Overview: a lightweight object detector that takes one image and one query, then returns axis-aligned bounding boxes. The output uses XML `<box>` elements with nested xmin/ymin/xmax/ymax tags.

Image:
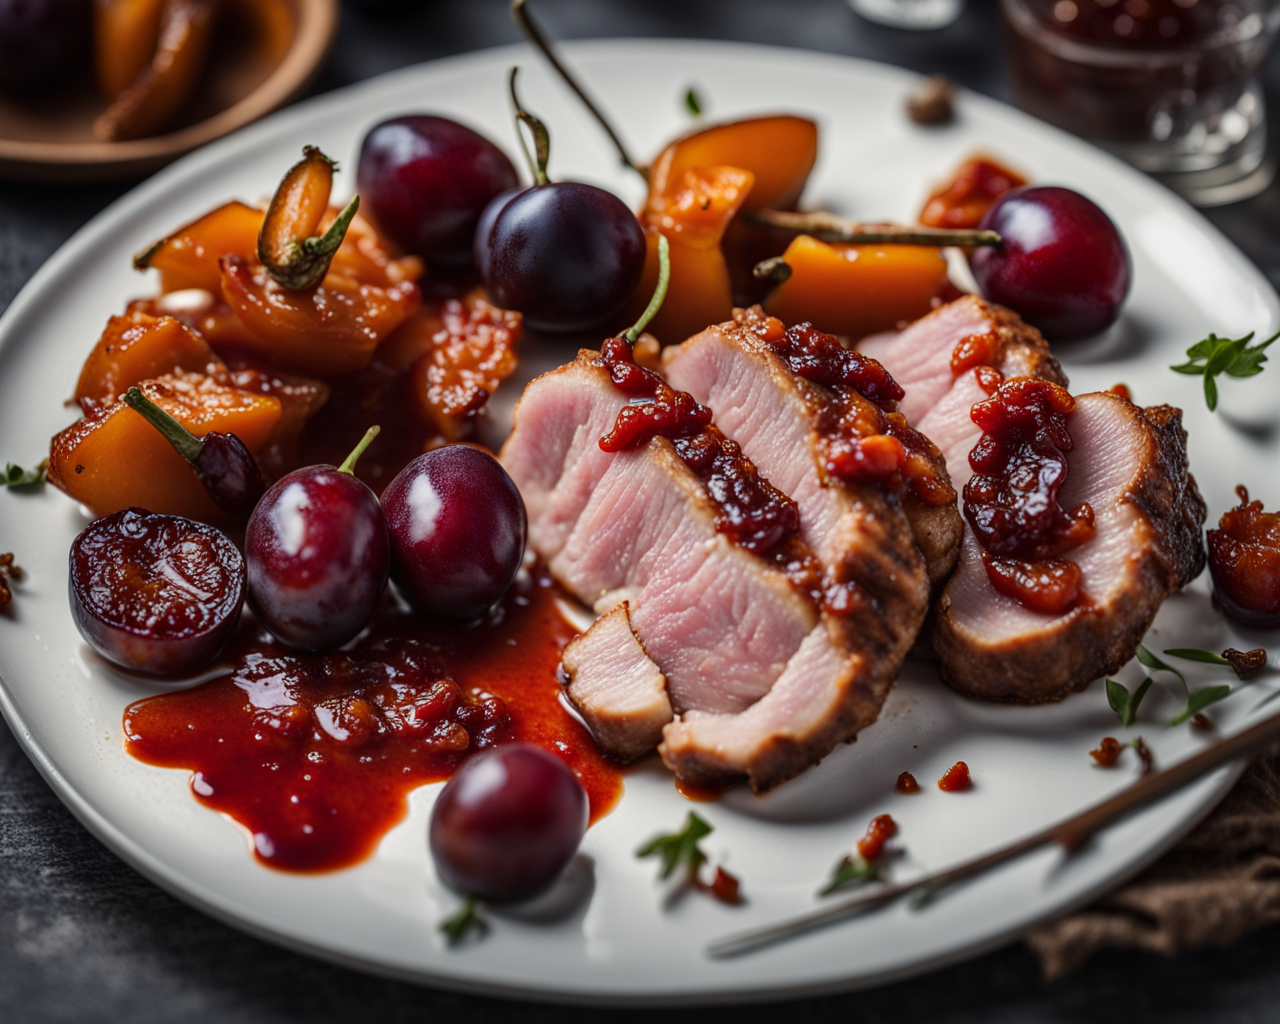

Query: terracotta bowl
<box><xmin>0</xmin><ymin>0</ymin><xmax>338</xmax><ymax>183</ymax></box>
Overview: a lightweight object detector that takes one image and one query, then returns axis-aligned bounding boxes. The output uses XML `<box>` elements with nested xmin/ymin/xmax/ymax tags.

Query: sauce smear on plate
<box><xmin>124</xmin><ymin>575</ymin><xmax>623</xmax><ymax>872</ymax></box>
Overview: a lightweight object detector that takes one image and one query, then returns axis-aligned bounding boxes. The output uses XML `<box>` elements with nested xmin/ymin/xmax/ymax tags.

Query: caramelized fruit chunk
<box><xmin>135</xmin><ymin>201</ymin><xmax>264</xmax><ymax>294</ymax></box>
<box><xmin>647</xmin><ymin>115</ymin><xmax>817</xmax><ymax>213</ymax></box>
<box><xmin>218</xmin><ymin>254</ymin><xmax>421</xmax><ymax>378</ymax></box>
<box><xmin>49</xmin><ymin>372</ymin><xmax>282</xmax><ymax>522</ymax></box>
<box><xmin>636</xmin><ymin>166</ymin><xmax>754</xmax><ymax>343</ymax></box>
<box><xmin>123</xmin><ymin>386</ymin><xmax>265</xmax><ymax>518</ymax></box>
<box><xmin>75</xmin><ymin>310</ymin><xmax>223</xmax><ymax>412</ymax></box>
<box><xmin>94</xmin><ymin>0</ymin><xmax>218</xmax><ymax>142</ymax></box>
<box><xmin>762</xmin><ymin>234</ymin><xmax>949</xmax><ymax>340</ymax></box>
<box><xmin>396</xmin><ymin>293</ymin><xmax>521</xmax><ymax>444</ymax></box>
<box><xmin>69</xmin><ymin>508</ymin><xmax>244</xmax><ymax>675</ymax></box>
<box><xmin>1208</xmin><ymin>486</ymin><xmax>1280</xmax><ymax>627</ymax></box>
<box><xmin>94</xmin><ymin>0</ymin><xmax>164</xmax><ymax>100</ymax></box>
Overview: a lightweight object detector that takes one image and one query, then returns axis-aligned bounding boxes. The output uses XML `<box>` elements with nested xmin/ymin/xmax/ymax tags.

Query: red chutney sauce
<box><xmin>598</xmin><ymin>335</ymin><xmax>806</xmax><ymax>559</ymax></box>
<box><xmin>1207</xmin><ymin>485</ymin><xmax>1280</xmax><ymax>628</ymax></box>
<box><xmin>856</xmin><ymin>813</ymin><xmax>898</xmax><ymax>861</ymax></box>
<box><xmin>124</xmin><ymin>575</ymin><xmax>624</xmax><ymax>873</ymax></box>
<box><xmin>937</xmin><ymin>761</ymin><xmax>972</xmax><ymax>792</ymax></box>
<box><xmin>740</xmin><ymin>313</ymin><xmax>955</xmax><ymax>507</ymax></box>
<box><xmin>964</xmin><ymin>378</ymin><xmax>1096</xmax><ymax>614</ymax></box>
<box><xmin>920</xmin><ymin>157</ymin><xmax>1027</xmax><ymax>231</ymax></box>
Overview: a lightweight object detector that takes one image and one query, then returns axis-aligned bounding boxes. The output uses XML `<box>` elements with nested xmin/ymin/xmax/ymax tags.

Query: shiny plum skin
<box><xmin>382</xmin><ymin>446</ymin><xmax>526</xmax><ymax>620</ymax></box>
<box><xmin>472</xmin><ymin>186</ymin><xmax>525</xmax><ymax>281</ymax></box>
<box><xmin>477</xmin><ymin>182</ymin><xmax>647</xmax><ymax>333</ymax></box>
<box><xmin>356</xmin><ymin>116</ymin><xmax>519</xmax><ymax>271</ymax></box>
<box><xmin>430</xmin><ymin>743</ymin><xmax>588</xmax><ymax>903</ymax></box>
<box><xmin>245</xmin><ymin>466</ymin><xmax>389</xmax><ymax>652</ymax></box>
<box><xmin>0</xmin><ymin>0</ymin><xmax>90</xmax><ymax>93</ymax></box>
<box><xmin>969</xmin><ymin>186</ymin><xmax>1131</xmax><ymax>341</ymax></box>
<box><xmin>69</xmin><ymin>508</ymin><xmax>245</xmax><ymax>676</ymax></box>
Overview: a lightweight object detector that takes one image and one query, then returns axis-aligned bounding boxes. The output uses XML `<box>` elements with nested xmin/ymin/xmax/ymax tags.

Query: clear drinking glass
<box><xmin>847</xmin><ymin>0</ymin><xmax>966</xmax><ymax>30</ymax></box>
<box><xmin>1002</xmin><ymin>0</ymin><xmax>1280</xmax><ymax>205</ymax></box>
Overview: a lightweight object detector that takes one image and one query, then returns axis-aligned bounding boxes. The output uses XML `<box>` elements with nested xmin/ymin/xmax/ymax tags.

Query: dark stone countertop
<box><xmin>4</xmin><ymin>1</ymin><xmax>1280</xmax><ymax>1020</ymax></box>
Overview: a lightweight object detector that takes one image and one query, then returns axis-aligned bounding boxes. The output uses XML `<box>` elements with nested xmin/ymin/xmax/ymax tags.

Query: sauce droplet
<box><xmin>937</xmin><ymin>761</ymin><xmax>972</xmax><ymax>791</ymax></box>
<box><xmin>895</xmin><ymin>770</ymin><xmax>920</xmax><ymax>794</ymax></box>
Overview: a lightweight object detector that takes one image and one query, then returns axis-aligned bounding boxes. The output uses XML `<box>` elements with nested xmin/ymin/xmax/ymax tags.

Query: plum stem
<box><xmin>746</xmin><ymin>209</ymin><xmax>1001</xmax><ymax>247</ymax></box>
<box><xmin>625</xmin><ymin>234</ymin><xmax>670</xmax><ymax>343</ymax></box>
<box><xmin>752</xmin><ymin>256</ymin><xmax>793</xmax><ymax>300</ymax></box>
<box><xmin>123</xmin><ymin>387</ymin><xmax>202</xmax><ymax>464</ymax></box>
<box><xmin>338</xmin><ymin>426</ymin><xmax>381</xmax><ymax>475</ymax></box>
<box><xmin>511</xmin><ymin>0</ymin><xmax>648</xmax><ymax>182</ymax></box>
<box><xmin>508</xmin><ymin>67</ymin><xmax>551</xmax><ymax>186</ymax></box>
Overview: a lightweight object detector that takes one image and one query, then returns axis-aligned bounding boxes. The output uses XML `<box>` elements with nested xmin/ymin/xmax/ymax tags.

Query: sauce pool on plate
<box><xmin>123</xmin><ymin>574</ymin><xmax>623</xmax><ymax>873</ymax></box>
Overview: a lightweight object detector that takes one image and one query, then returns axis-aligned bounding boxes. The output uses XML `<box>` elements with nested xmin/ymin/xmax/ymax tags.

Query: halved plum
<box><xmin>69</xmin><ymin>508</ymin><xmax>245</xmax><ymax>675</ymax></box>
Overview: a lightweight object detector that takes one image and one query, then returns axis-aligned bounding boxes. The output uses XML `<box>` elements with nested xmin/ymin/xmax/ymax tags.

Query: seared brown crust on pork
<box><xmin>932</xmin><ymin>396</ymin><xmax>1206</xmax><ymax>703</ymax></box>
<box><xmin>659</xmin><ymin>313</ymin><xmax>934</xmax><ymax>790</ymax></box>
<box><xmin>982</xmin><ymin>299</ymin><xmax>1069</xmax><ymax>387</ymax></box>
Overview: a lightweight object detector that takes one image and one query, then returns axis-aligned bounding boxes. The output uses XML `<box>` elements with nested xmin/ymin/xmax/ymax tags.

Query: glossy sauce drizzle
<box><xmin>964</xmin><ymin>378</ymin><xmax>1096</xmax><ymax>614</ymax></box>
<box><xmin>124</xmin><ymin>576</ymin><xmax>623</xmax><ymax>873</ymax></box>
<box><xmin>738</xmin><ymin>311</ymin><xmax>955</xmax><ymax>507</ymax></box>
<box><xmin>598</xmin><ymin>336</ymin><xmax>828</xmax><ymax>607</ymax></box>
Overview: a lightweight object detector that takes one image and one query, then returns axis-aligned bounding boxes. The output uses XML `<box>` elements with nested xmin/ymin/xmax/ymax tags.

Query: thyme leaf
<box><xmin>3</xmin><ymin>462</ymin><xmax>45</xmax><ymax>487</ymax></box>
<box><xmin>820</xmin><ymin>854</ymin><xmax>878</xmax><ymax>896</ymax></box>
<box><xmin>637</xmin><ymin>811</ymin><xmax>712</xmax><ymax>881</ymax></box>
<box><xmin>439</xmin><ymin>895</ymin><xmax>488</xmax><ymax>947</ymax></box>
<box><xmin>1170</xmin><ymin>329</ymin><xmax>1278</xmax><ymax>411</ymax></box>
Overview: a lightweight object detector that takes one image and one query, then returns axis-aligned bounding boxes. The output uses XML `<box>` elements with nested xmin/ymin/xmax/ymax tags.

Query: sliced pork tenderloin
<box><xmin>655</xmin><ymin>311</ymin><xmax>937</xmax><ymax>786</ymax></box>
<box><xmin>561</xmin><ymin>601</ymin><xmax>672</xmax><ymax>763</ymax></box>
<box><xmin>501</xmin><ymin>353</ymin><xmax>816</xmax><ymax>725</ymax></box>
<box><xmin>856</xmin><ymin>295</ymin><xmax>1067</xmax><ymax>430</ymax></box>
<box><xmin>933</xmin><ymin>393</ymin><xmax>1206</xmax><ymax>702</ymax></box>
<box><xmin>664</xmin><ymin>308</ymin><xmax>963</xmax><ymax>592</ymax></box>
<box><xmin>504</xmin><ymin>341</ymin><xmax>925</xmax><ymax>791</ymax></box>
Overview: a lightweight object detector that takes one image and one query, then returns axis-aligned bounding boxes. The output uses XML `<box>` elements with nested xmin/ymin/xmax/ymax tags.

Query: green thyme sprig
<box><xmin>1170</xmin><ymin>329</ymin><xmax>1278</xmax><ymax>411</ymax></box>
<box><xmin>439</xmin><ymin>895</ymin><xmax>488</xmax><ymax>947</ymax></box>
<box><xmin>3</xmin><ymin>462</ymin><xmax>45</xmax><ymax>487</ymax></box>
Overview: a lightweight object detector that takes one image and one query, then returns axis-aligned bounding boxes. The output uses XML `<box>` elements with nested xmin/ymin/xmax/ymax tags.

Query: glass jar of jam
<box><xmin>1002</xmin><ymin>0</ymin><xmax>1280</xmax><ymax>204</ymax></box>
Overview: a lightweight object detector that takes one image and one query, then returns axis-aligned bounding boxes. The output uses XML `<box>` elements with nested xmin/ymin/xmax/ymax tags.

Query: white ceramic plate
<box><xmin>2</xmin><ymin>40</ymin><xmax>1279</xmax><ymax>1006</ymax></box>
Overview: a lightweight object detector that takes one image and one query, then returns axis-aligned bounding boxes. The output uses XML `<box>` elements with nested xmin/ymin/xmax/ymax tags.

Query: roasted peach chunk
<box><xmin>50</xmin><ymin>372</ymin><xmax>282</xmax><ymax>522</ymax></box>
<box><xmin>764</xmin><ymin>234</ymin><xmax>949</xmax><ymax>340</ymax></box>
<box><xmin>74</xmin><ymin>311</ymin><xmax>223</xmax><ymax>412</ymax></box>
<box><xmin>219</xmin><ymin>255</ymin><xmax>421</xmax><ymax>378</ymax></box>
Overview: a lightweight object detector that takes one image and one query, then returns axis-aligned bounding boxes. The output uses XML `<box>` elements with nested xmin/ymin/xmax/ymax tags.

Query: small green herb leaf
<box><xmin>1136</xmin><ymin>644</ymin><xmax>1187</xmax><ymax>688</ymax></box>
<box><xmin>637</xmin><ymin>811</ymin><xmax>712</xmax><ymax>881</ymax></box>
<box><xmin>684</xmin><ymin>87</ymin><xmax>703</xmax><ymax>117</ymax></box>
<box><xmin>1171</xmin><ymin>329</ymin><xmax>1277</xmax><ymax>411</ymax></box>
<box><xmin>1170</xmin><ymin>685</ymin><xmax>1232</xmax><ymax>726</ymax></box>
<box><xmin>439</xmin><ymin>895</ymin><xmax>488</xmax><ymax>947</ymax></box>
<box><xmin>1162</xmin><ymin>648</ymin><xmax>1231</xmax><ymax>666</ymax></box>
<box><xmin>3</xmin><ymin>462</ymin><xmax>44</xmax><ymax>487</ymax></box>
<box><xmin>820</xmin><ymin>855</ymin><xmax>878</xmax><ymax>896</ymax></box>
<box><xmin>1106</xmin><ymin>676</ymin><xmax>1153</xmax><ymax>727</ymax></box>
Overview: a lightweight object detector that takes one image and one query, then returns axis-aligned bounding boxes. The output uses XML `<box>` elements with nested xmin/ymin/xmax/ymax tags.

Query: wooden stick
<box><xmin>707</xmin><ymin>704</ymin><xmax>1280</xmax><ymax>958</ymax></box>
<box><xmin>746</xmin><ymin>208</ymin><xmax>1001</xmax><ymax>248</ymax></box>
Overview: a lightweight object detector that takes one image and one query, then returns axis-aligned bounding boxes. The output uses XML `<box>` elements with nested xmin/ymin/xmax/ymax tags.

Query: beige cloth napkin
<box><xmin>1025</xmin><ymin>753</ymin><xmax>1280</xmax><ymax>979</ymax></box>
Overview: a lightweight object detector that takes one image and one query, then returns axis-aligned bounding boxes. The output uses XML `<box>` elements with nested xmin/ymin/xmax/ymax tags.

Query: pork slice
<box><xmin>932</xmin><ymin>393</ymin><xmax>1207</xmax><ymax>703</ymax></box>
<box><xmin>664</xmin><ymin>313</ymin><xmax>961</xmax><ymax>591</ymax></box>
<box><xmin>658</xmin><ymin>314</ymin><xmax>934</xmax><ymax>788</ymax></box>
<box><xmin>561</xmin><ymin>601</ymin><xmax>672</xmax><ymax>762</ymax></box>
<box><xmin>501</xmin><ymin>353</ymin><xmax>816</xmax><ymax>723</ymax></box>
<box><xmin>857</xmin><ymin>295</ymin><xmax>1067</xmax><ymax>427</ymax></box>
